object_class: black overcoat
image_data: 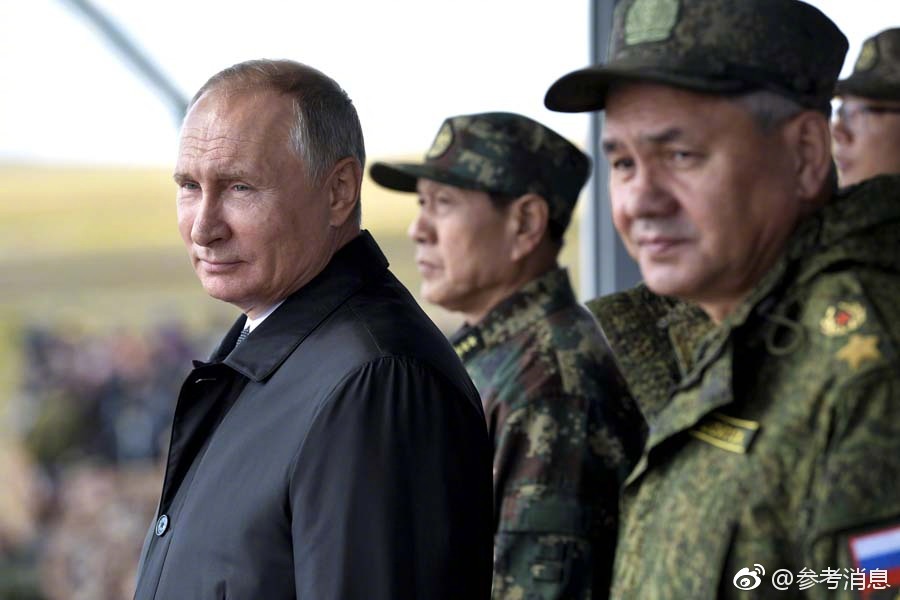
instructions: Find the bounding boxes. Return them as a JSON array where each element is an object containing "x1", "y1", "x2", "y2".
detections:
[{"x1": 133, "y1": 232, "x2": 493, "y2": 599}]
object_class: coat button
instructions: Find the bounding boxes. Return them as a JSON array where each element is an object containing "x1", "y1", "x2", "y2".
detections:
[{"x1": 155, "y1": 514, "x2": 169, "y2": 537}]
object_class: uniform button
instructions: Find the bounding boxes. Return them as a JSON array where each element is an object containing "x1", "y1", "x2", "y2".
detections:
[{"x1": 155, "y1": 514, "x2": 169, "y2": 537}]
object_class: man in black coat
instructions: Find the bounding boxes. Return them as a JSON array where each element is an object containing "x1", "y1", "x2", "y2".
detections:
[{"x1": 132, "y1": 59, "x2": 494, "y2": 600}]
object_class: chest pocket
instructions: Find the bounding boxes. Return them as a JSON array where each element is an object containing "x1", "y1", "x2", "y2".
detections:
[
  {"x1": 616, "y1": 348, "x2": 789, "y2": 599},
  {"x1": 617, "y1": 442, "x2": 746, "y2": 598}
]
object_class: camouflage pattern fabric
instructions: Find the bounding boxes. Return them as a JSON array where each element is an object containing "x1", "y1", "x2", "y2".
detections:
[
  {"x1": 544, "y1": 0, "x2": 847, "y2": 114},
  {"x1": 837, "y1": 28, "x2": 900, "y2": 100},
  {"x1": 370, "y1": 112, "x2": 591, "y2": 234},
  {"x1": 589, "y1": 175, "x2": 900, "y2": 599},
  {"x1": 450, "y1": 268, "x2": 646, "y2": 599}
]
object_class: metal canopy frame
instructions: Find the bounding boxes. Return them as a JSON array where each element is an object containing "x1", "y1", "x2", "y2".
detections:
[{"x1": 60, "y1": 0, "x2": 188, "y2": 124}]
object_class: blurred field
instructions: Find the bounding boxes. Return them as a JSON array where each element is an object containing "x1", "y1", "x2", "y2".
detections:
[{"x1": 0, "y1": 162, "x2": 580, "y2": 426}]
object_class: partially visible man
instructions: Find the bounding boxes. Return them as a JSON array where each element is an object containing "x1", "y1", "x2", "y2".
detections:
[
  {"x1": 370, "y1": 112, "x2": 645, "y2": 599},
  {"x1": 546, "y1": 0, "x2": 900, "y2": 598},
  {"x1": 832, "y1": 28, "x2": 900, "y2": 186},
  {"x1": 132, "y1": 59, "x2": 493, "y2": 600}
]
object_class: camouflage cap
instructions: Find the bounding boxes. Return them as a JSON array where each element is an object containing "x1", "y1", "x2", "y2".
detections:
[
  {"x1": 836, "y1": 29, "x2": 900, "y2": 100},
  {"x1": 544, "y1": 0, "x2": 848, "y2": 114},
  {"x1": 369, "y1": 112, "x2": 591, "y2": 234}
]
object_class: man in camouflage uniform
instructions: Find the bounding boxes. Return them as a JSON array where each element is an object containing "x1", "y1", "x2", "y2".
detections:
[
  {"x1": 370, "y1": 112, "x2": 645, "y2": 599},
  {"x1": 832, "y1": 28, "x2": 900, "y2": 186},
  {"x1": 545, "y1": 0, "x2": 900, "y2": 598}
]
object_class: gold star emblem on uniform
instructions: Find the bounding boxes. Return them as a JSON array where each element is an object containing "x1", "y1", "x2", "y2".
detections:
[
  {"x1": 452, "y1": 333, "x2": 482, "y2": 361},
  {"x1": 836, "y1": 334, "x2": 881, "y2": 371},
  {"x1": 820, "y1": 301, "x2": 866, "y2": 337}
]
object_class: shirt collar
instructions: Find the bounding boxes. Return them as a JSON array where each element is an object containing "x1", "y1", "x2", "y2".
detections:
[{"x1": 244, "y1": 300, "x2": 285, "y2": 333}]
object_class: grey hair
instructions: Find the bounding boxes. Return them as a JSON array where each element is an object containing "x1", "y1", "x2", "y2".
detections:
[
  {"x1": 188, "y1": 59, "x2": 366, "y2": 188},
  {"x1": 732, "y1": 89, "x2": 806, "y2": 132},
  {"x1": 733, "y1": 89, "x2": 839, "y2": 192}
]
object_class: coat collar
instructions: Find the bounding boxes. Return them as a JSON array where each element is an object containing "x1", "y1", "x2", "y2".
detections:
[{"x1": 204, "y1": 231, "x2": 389, "y2": 382}]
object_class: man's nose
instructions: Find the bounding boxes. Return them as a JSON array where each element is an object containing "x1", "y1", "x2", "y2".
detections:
[
  {"x1": 407, "y1": 209, "x2": 436, "y2": 244},
  {"x1": 618, "y1": 162, "x2": 678, "y2": 220},
  {"x1": 830, "y1": 118, "x2": 853, "y2": 146},
  {"x1": 191, "y1": 193, "x2": 229, "y2": 246}
]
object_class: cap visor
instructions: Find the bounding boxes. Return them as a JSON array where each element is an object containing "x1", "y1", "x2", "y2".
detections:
[
  {"x1": 370, "y1": 162, "x2": 498, "y2": 195},
  {"x1": 369, "y1": 162, "x2": 423, "y2": 193},
  {"x1": 544, "y1": 65, "x2": 748, "y2": 112},
  {"x1": 835, "y1": 76, "x2": 900, "y2": 101}
]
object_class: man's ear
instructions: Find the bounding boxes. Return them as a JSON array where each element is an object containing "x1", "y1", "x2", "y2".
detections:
[
  {"x1": 784, "y1": 112, "x2": 833, "y2": 203},
  {"x1": 326, "y1": 157, "x2": 362, "y2": 227},
  {"x1": 508, "y1": 193, "x2": 550, "y2": 261}
]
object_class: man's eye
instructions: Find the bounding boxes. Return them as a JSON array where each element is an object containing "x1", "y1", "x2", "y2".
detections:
[
  {"x1": 668, "y1": 150, "x2": 699, "y2": 165},
  {"x1": 232, "y1": 184, "x2": 251, "y2": 192},
  {"x1": 180, "y1": 181, "x2": 200, "y2": 190},
  {"x1": 610, "y1": 157, "x2": 634, "y2": 171}
]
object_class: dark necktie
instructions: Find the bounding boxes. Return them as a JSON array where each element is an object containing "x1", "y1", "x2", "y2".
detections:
[{"x1": 235, "y1": 326, "x2": 250, "y2": 347}]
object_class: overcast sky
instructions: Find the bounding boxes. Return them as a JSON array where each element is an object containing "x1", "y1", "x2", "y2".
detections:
[{"x1": 1, "y1": 0, "x2": 896, "y2": 167}]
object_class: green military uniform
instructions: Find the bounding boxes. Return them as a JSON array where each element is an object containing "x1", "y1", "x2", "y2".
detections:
[
  {"x1": 371, "y1": 113, "x2": 647, "y2": 599},
  {"x1": 590, "y1": 176, "x2": 900, "y2": 599},
  {"x1": 450, "y1": 267, "x2": 644, "y2": 599},
  {"x1": 545, "y1": 0, "x2": 900, "y2": 597}
]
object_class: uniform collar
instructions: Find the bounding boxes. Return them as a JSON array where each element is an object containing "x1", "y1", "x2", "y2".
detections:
[
  {"x1": 450, "y1": 267, "x2": 574, "y2": 361},
  {"x1": 205, "y1": 231, "x2": 389, "y2": 382}
]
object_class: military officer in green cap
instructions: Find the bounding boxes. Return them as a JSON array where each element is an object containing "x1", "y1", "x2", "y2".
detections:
[
  {"x1": 546, "y1": 0, "x2": 900, "y2": 598},
  {"x1": 832, "y1": 28, "x2": 900, "y2": 186},
  {"x1": 370, "y1": 112, "x2": 646, "y2": 600}
]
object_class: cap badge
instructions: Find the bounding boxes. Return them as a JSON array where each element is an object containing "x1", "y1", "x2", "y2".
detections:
[
  {"x1": 426, "y1": 122, "x2": 454, "y2": 160},
  {"x1": 819, "y1": 301, "x2": 866, "y2": 337},
  {"x1": 855, "y1": 39, "x2": 878, "y2": 72},
  {"x1": 624, "y1": 0, "x2": 680, "y2": 46}
]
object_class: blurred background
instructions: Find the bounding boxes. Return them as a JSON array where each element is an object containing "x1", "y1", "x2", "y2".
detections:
[{"x1": 0, "y1": 1, "x2": 895, "y2": 597}]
